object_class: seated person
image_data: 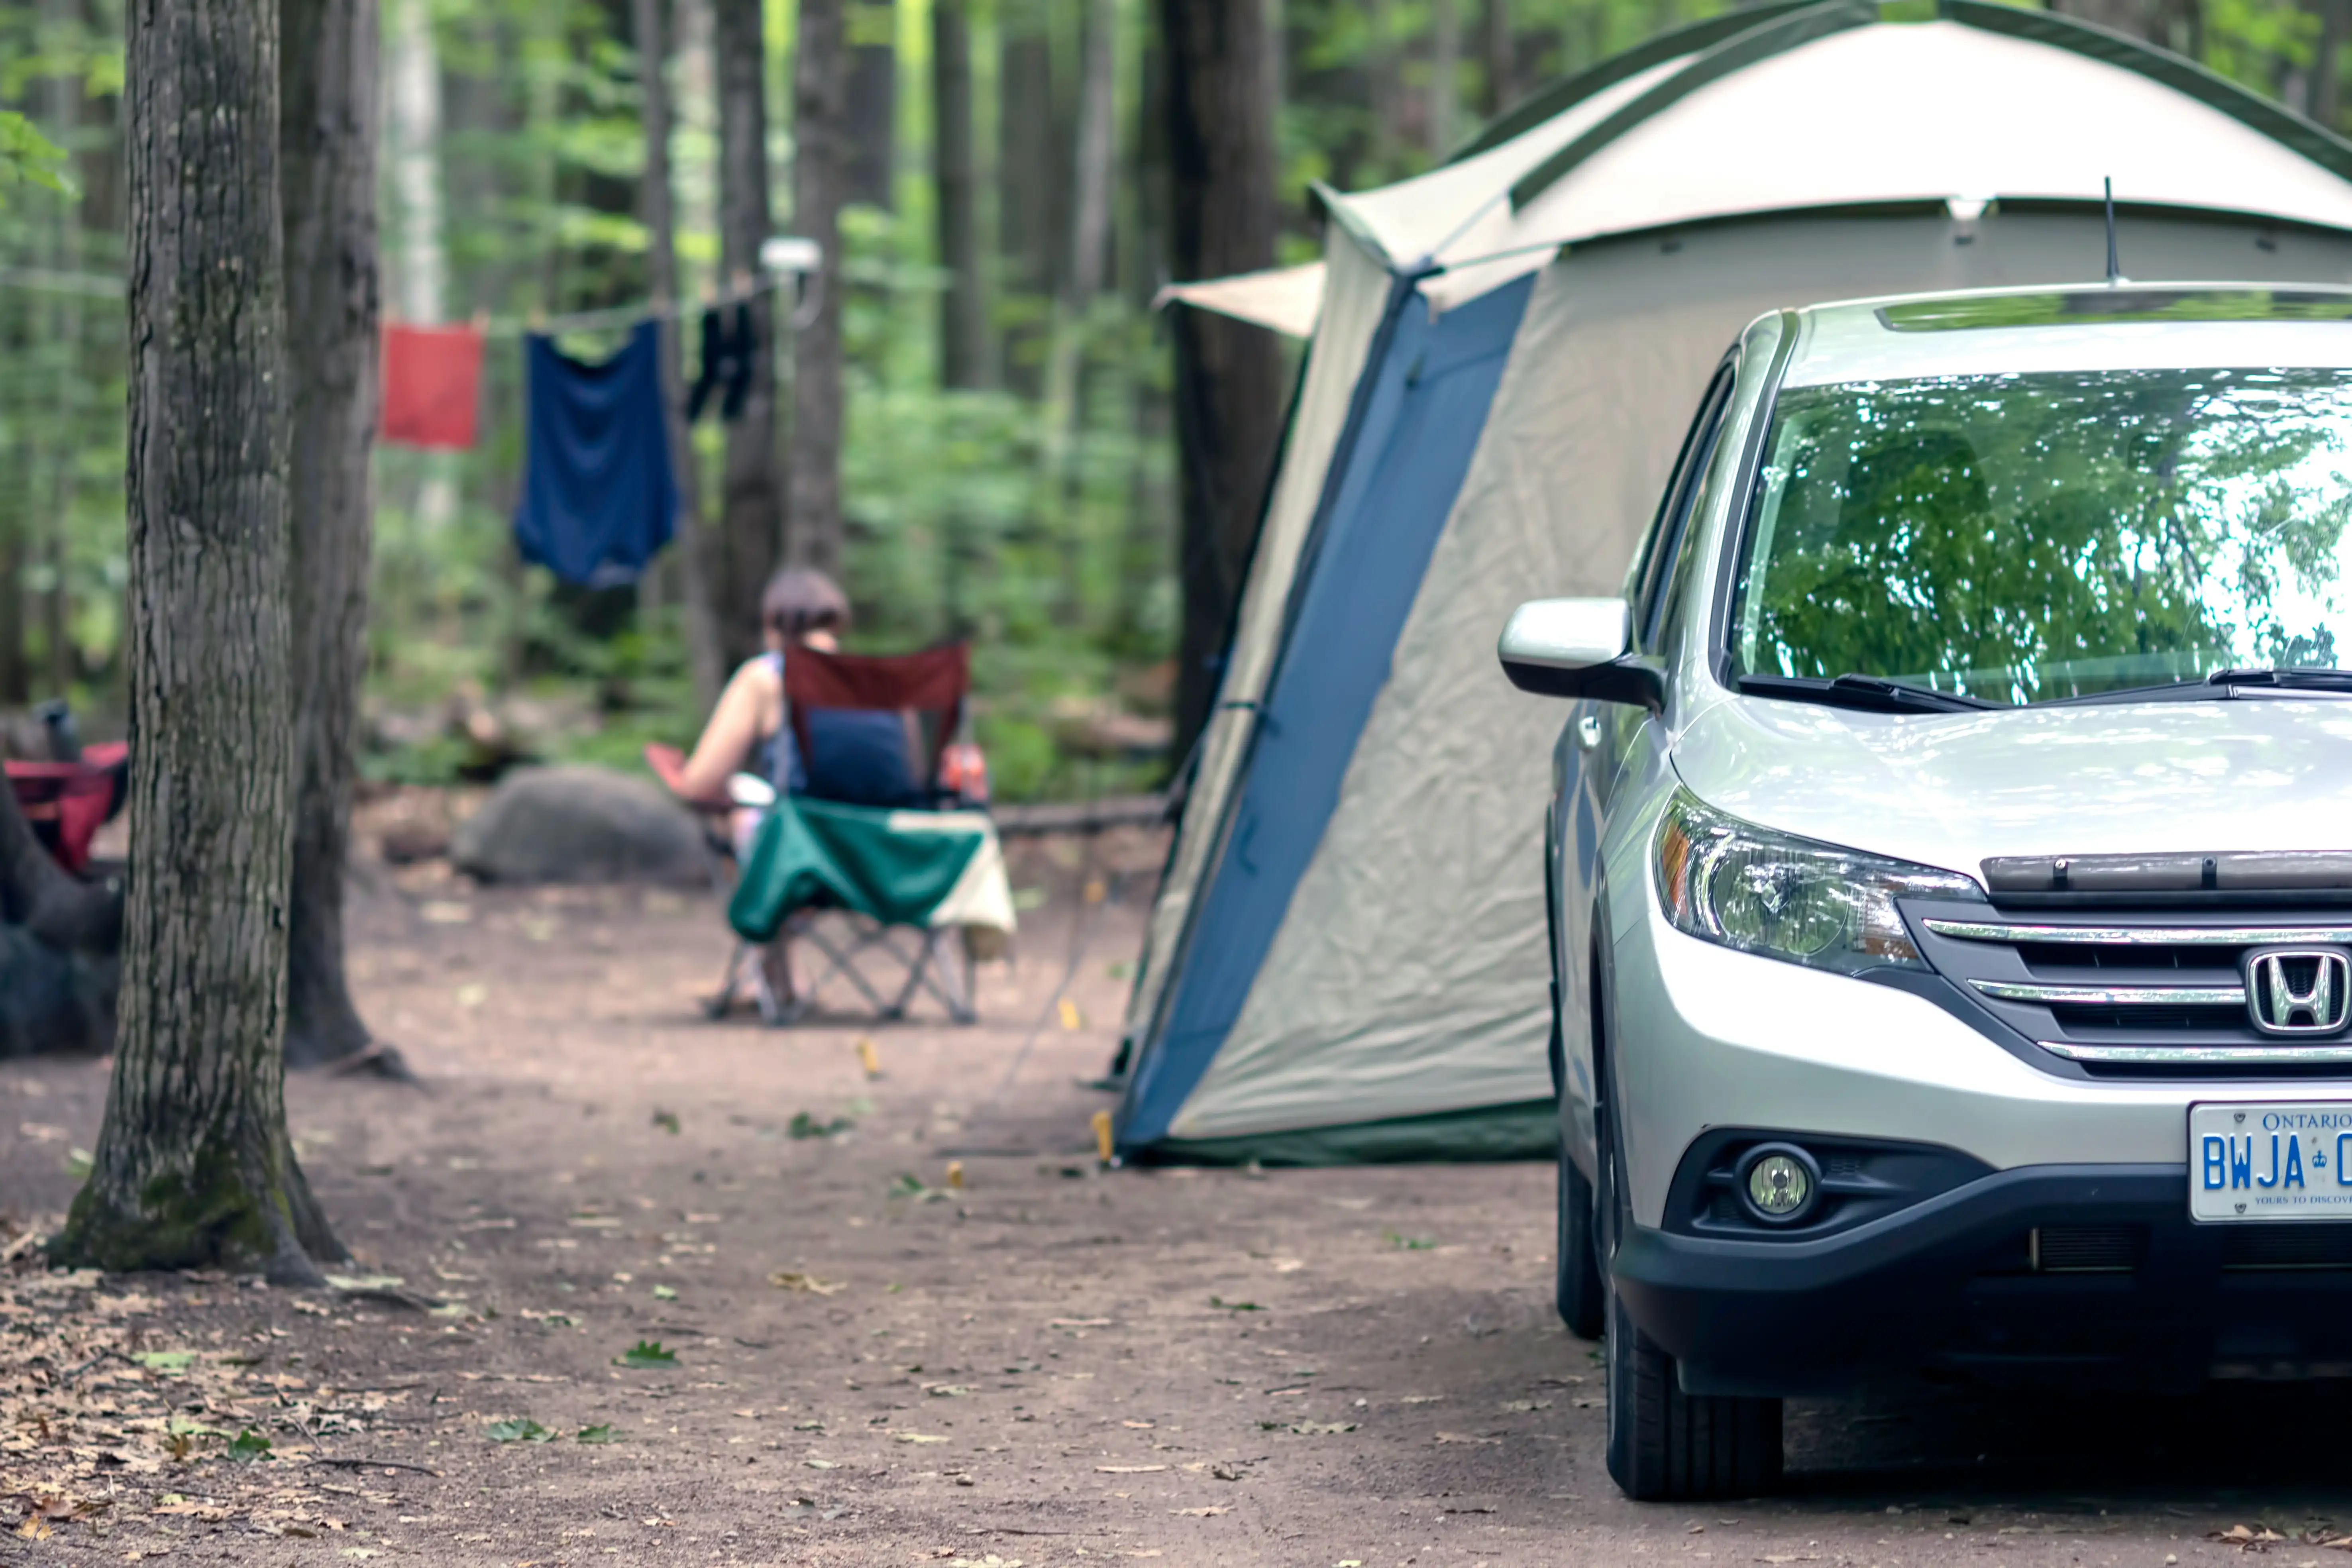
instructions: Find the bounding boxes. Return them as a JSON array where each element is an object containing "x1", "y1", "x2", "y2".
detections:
[{"x1": 678, "y1": 567, "x2": 850, "y2": 854}]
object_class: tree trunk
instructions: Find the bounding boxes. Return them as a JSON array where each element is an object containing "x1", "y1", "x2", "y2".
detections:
[
  {"x1": 845, "y1": 0, "x2": 896, "y2": 210},
  {"x1": 788, "y1": 0, "x2": 848, "y2": 577},
  {"x1": 1366, "y1": 0, "x2": 1401, "y2": 172},
  {"x1": 996, "y1": 23, "x2": 1056, "y2": 396},
  {"x1": 53, "y1": 0, "x2": 341, "y2": 1280},
  {"x1": 0, "y1": 524, "x2": 23, "y2": 707},
  {"x1": 41, "y1": 0, "x2": 83, "y2": 703},
  {"x1": 1428, "y1": 0, "x2": 1460, "y2": 155},
  {"x1": 386, "y1": 0, "x2": 457, "y2": 532},
  {"x1": 933, "y1": 0, "x2": 989, "y2": 390},
  {"x1": 715, "y1": 0, "x2": 783, "y2": 664},
  {"x1": 2313, "y1": 0, "x2": 2348, "y2": 127},
  {"x1": 1162, "y1": 0, "x2": 1284, "y2": 769},
  {"x1": 636, "y1": 0, "x2": 725, "y2": 715},
  {"x1": 1478, "y1": 0, "x2": 1510, "y2": 118},
  {"x1": 279, "y1": 0, "x2": 383, "y2": 1073}
]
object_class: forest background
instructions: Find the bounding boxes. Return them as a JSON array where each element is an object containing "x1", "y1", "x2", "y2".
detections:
[{"x1": 0, "y1": 0, "x2": 2340, "y2": 801}]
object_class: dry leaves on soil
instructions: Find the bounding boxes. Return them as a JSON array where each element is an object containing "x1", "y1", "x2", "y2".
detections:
[{"x1": 0, "y1": 1215, "x2": 403, "y2": 1544}]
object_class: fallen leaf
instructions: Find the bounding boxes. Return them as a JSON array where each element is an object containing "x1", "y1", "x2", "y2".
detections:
[
  {"x1": 1096, "y1": 1465, "x2": 1167, "y2": 1474},
  {"x1": 575, "y1": 1425, "x2": 620, "y2": 1444},
  {"x1": 1209, "y1": 1462, "x2": 1245, "y2": 1481},
  {"x1": 1049, "y1": 1317, "x2": 1112, "y2": 1328},
  {"x1": 893, "y1": 1433, "x2": 951, "y2": 1444},
  {"x1": 486, "y1": 1419, "x2": 555, "y2": 1444},
  {"x1": 803, "y1": 1459, "x2": 840, "y2": 1470},
  {"x1": 1433, "y1": 1433, "x2": 1501, "y2": 1445},
  {"x1": 613, "y1": 1340, "x2": 677, "y2": 1368},
  {"x1": 771, "y1": 1272, "x2": 845, "y2": 1295},
  {"x1": 1208, "y1": 1297, "x2": 1263, "y2": 1312},
  {"x1": 1172, "y1": 1506, "x2": 1228, "y2": 1516}
]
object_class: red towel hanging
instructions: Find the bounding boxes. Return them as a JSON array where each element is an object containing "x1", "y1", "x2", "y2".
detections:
[{"x1": 381, "y1": 323, "x2": 486, "y2": 449}]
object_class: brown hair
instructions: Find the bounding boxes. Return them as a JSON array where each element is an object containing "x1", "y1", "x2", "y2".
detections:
[{"x1": 761, "y1": 568, "x2": 850, "y2": 643}]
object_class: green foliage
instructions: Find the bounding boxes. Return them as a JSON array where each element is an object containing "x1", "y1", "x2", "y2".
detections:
[
  {"x1": 486, "y1": 1417, "x2": 558, "y2": 1442},
  {"x1": 0, "y1": 108, "x2": 65, "y2": 200},
  {"x1": 224, "y1": 1429, "x2": 273, "y2": 1463},
  {"x1": 614, "y1": 1338, "x2": 678, "y2": 1367}
]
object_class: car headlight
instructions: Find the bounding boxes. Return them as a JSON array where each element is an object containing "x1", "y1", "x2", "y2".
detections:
[{"x1": 1653, "y1": 787, "x2": 1982, "y2": 975}]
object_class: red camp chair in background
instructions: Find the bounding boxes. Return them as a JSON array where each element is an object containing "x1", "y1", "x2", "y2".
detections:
[{"x1": 6, "y1": 740, "x2": 129, "y2": 874}]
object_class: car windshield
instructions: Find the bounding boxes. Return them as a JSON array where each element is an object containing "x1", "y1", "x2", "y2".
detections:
[{"x1": 1728, "y1": 367, "x2": 2352, "y2": 704}]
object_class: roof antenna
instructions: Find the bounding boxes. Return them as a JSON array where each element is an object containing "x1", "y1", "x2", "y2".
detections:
[{"x1": 2103, "y1": 176, "x2": 2126, "y2": 285}]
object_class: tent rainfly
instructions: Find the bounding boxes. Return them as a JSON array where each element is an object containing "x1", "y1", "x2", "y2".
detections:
[{"x1": 1115, "y1": 0, "x2": 2352, "y2": 1165}]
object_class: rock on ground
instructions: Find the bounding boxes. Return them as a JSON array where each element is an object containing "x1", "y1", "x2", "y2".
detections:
[{"x1": 450, "y1": 764, "x2": 709, "y2": 886}]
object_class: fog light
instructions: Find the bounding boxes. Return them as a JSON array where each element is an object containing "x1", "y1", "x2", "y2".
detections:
[{"x1": 1736, "y1": 1144, "x2": 1819, "y2": 1224}]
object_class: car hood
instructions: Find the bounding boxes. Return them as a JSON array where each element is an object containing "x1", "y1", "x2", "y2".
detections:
[{"x1": 1672, "y1": 691, "x2": 2352, "y2": 883}]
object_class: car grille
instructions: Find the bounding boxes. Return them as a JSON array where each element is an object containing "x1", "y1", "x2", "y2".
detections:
[{"x1": 1904, "y1": 900, "x2": 2352, "y2": 1075}]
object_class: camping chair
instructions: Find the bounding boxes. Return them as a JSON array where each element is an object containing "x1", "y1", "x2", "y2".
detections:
[
  {"x1": 5, "y1": 741, "x2": 129, "y2": 874},
  {"x1": 655, "y1": 644, "x2": 1015, "y2": 1026}
]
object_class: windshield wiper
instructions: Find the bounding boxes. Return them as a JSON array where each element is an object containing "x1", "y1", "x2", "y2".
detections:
[
  {"x1": 2040, "y1": 666, "x2": 2352, "y2": 705},
  {"x1": 1736, "y1": 672, "x2": 2000, "y2": 715},
  {"x1": 2205, "y1": 666, "x2": 2352, "y2": 693}
]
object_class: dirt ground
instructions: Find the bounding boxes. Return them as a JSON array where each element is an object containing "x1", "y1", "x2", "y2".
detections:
[{"x1": 9, "y1": 832, "x2": 2352, "y2": 1566}]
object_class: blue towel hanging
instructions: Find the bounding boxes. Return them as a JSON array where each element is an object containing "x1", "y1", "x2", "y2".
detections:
[{"x1": 514, "y1": 321, "x2": 677, "y2": 586}]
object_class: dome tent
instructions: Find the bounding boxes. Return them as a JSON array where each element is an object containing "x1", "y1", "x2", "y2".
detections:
[{"x1": 1118, "y1": 0, "x2": 2352, "y2": 1164}]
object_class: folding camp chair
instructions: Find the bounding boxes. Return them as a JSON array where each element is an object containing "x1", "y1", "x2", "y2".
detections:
[
  {"x1": 653, "y1": 643, "x2": 1011, "y2": 1027},
  {"x1": 6, "y1": 740, "x2": 128, "y2": 873}
]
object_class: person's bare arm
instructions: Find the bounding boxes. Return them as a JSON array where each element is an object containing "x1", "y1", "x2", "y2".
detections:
[{"x1": 677, "y1": 662, "x2": 777, "y2": 802}]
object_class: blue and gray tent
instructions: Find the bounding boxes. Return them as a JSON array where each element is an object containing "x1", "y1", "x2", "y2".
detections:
[{"x1": 1117, "y1": 0, "x2": 2352, "y2": 1165}]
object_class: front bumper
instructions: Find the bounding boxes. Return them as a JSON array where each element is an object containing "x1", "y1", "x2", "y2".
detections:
[{"x1": 1616, "y1": 1162, "x2": 2352, "y2": 1396}]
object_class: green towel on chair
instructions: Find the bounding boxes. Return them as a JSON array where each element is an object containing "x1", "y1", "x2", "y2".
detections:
[{"x1": 728, "y1": 795, "x2": 1010, "y2": 943}]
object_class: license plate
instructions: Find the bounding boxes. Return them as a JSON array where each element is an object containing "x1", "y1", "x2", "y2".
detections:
[{"x1": 2191, "y1": 1102, "x2": 2352, "y2": 1222}]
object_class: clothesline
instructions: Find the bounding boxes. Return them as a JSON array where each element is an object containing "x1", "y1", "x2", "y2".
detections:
[{"x1": 0, "y1": 262, "x2": 821, "y2": 334}]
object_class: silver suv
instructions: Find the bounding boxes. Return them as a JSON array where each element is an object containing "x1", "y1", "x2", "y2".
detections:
[{"x1": 1500, "y1": 284, "x2": 2352, "y2": 1501}]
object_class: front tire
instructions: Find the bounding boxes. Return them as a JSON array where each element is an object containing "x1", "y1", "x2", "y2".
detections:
[
  {"x1": 1555, "y1": 1151, "x2": 1604, "y2": 1339},
  {"x1": 1604, "y1": 1283, "x2": 1782, "y2": 1500},
  {"x1": 1596, "y1": 1038, "x2": 1782, "y2": 1501}
]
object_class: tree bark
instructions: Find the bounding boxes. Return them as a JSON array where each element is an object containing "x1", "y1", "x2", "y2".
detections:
[
  {"x1": 636, "y1": 0, "x2": 726, "y2": 715},
  {"x1": 53, "y1": 0, "x2": 340, "y2": 1280},
  {"x1": 385, "y1": 0, "x2": 457, "y2": 532},
  {"x1": 1478, "y1": 0, "x2": 1510, "y2": 118},
  {"x1": 932, "y1": 0, "x2": 989, "y2": 390},
  {"x1": 279, "y1": 0, "x2": 382, "y2": 1073},
  {"x1": 788, "y1": 0, "x2": 848, "y2": 577},
  {"x1": 1162, "y1": 0, "x2": 1284, "y2": 769},
  {"x1": 996, "y1": 22, "x2": 1056, "y2": 396},
  {"x1": 2313, "y1": 0, "x2": 2348, "y2": 127},
  {"x1": 715, "y1": 0, "x2": 783, "y2": 664},
  {"x1": 845, "y1": 0, "x2": 896, "y2": 210},
  {"x1": 1429, "y1": 0, "x2": 1460, "y2": 155}
]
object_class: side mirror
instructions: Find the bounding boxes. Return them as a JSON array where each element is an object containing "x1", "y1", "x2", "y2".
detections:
[{"x1": 1497, "y1": 598, "x2": 1667, "y2": 710}]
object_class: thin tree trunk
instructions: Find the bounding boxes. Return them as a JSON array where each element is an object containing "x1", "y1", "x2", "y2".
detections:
[
  {"x1": 279, "y1": 0, "x2": 382, "y2": 1077},
  {"x1": 1366, "y1": 0, "x2": 1400, "y2": 171},
  {"x1": 1478, "y1": 0, "x2": 1510, "y2": 117},
  {"x1": 1162, "y1": 0, "x2": 1284, "y2": 769},
  {"x1": 845, "y1": 0, "x2": 896, "y2": 209},
  {"x1": 1429, "y1": 0, "x2": 1460, "y2": 154},
  {"x1": 2314, "y1": 0, "x2": 2349, "y2": 126},
  {"x1": 41, "y1": 0, "x2": 82, "y2": 702},
  {"x1": 636, "y1": 0, "x2": 725, "y2": 715},
  {"x1": 933, "y1": 0, "x2": 988, "y2": 390},
  {"x1": 0, "y1": 523, "x2": 23, "y2": 707},
  {"x1": 53, "y1": 0, "x2": 337, "y2": 1280},
  {"x1": 788, "y1": 0, "x2": 848, "y2": 577},
  {"x1": 715, "y1": 0, "x2": 782, "y2": 662},
  {"x1": 996, "y1": 24, "x2": 1055, "y2": 396},
  {"x1": 386, "y1": 0, "x2": 456, "y2": 532}
]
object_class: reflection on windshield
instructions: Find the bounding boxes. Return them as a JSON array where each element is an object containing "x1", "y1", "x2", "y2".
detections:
[{"x1": 1730, "y1": 369, "x2": 2352, "y2": 704}]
